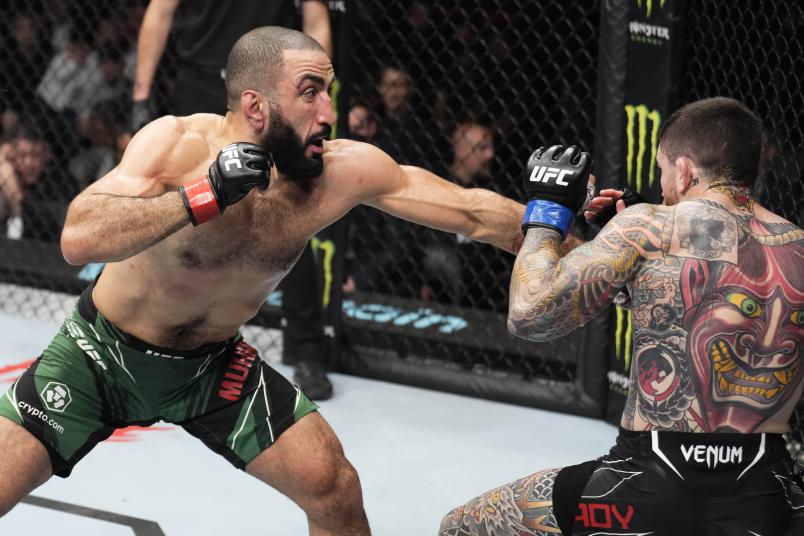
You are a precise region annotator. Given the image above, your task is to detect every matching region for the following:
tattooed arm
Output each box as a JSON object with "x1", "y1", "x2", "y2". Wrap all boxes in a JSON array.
[{"x1": 508, "y1": 203, "x2": 668, "y2": 341}]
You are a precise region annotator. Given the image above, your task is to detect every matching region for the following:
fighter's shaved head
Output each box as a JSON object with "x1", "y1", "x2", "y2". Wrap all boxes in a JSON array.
[{"x1": 225, "y1": 26, "x2": 325, "y2": 110}]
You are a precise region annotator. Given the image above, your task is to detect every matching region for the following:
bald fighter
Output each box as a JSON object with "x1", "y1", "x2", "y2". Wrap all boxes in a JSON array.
[
  {"x1": 0, "y1": 27, "x2": 524, "y2": 534},
  {"x1": 440, "y1": 97, "x2": 804, "y2": 535}
]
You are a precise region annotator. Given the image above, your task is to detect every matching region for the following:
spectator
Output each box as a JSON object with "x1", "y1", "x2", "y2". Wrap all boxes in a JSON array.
[
  {"x1": 0, "y1": 13, "x2": 53, "y2": 132},
  {"x1": 348, "y1": 102, "x2": 378, "y2": 143},
  {"x1": 0, "y1": 124, "x2": 68, "y2": 241},
  {"x1": 69, "y1": 100, "x2": 125, "y2": 191},
  {"x1": 422, "y1": 121, "x2": 512, "y2": 311}
]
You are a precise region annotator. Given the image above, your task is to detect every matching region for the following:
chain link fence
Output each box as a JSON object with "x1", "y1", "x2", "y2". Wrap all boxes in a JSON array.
[
  {"x1": 340, "y1": 0, "x2": 600, "y2": 399},
  {"x1": 679, "y1": 0, "x2": 804, "y2": 463}
]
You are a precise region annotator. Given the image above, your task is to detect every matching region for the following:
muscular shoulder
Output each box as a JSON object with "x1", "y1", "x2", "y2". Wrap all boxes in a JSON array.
[
  {"x1": 121, "y1": 115, "x2": 211, "y2": 183},
  {"x1": 322, "y1": 139, "x2": 400, "y2": 200}
]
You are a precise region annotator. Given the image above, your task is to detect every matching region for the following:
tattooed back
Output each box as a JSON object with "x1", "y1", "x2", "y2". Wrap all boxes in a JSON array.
[{"x1": 621, "y1": 197, "x2": 804, "y2": 433}]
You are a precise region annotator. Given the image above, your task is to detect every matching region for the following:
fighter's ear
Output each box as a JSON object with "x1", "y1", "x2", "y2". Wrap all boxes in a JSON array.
[
  {"x1": 240, "y1": 90, "x2": 266, "y2": 131},
  {"x1": 675, "y1": 156, "x2": 698, "y2": 194}
]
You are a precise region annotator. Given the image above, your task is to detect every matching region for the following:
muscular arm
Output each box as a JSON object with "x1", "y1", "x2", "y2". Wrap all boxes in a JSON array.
[
  {"x1": 60, "y1": 117, "x2": 200, "y2": 265},
  {"x1": 132, "y1": 0, "x2": 180, "y2": 101},
  {"x1": 508, "y1": 204, "x2": 666, "y2": 341},
  {"x1": 301, "y1": 0, "x2": 333, "y2": 57},
  {"x1": 365, "y1": 158, "x2": 525, "y2": 253}
]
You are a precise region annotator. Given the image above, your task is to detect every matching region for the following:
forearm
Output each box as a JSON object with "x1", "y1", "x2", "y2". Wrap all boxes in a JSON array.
[
  {"x1": 302, "y1": 1, "x2": 333, "y2": 57},
  {"x1": 508, "y1": 226, "x2": 635, "y2": 341},
  {"x1": 132, "y1": 2, "x2": 176, "y2": 100},
  {"x1": 463, "y1": 188, "x2": 525, "y2": 254},
  {"x1": 61, "y1": 191, "x2": 189, "y2": 265}
]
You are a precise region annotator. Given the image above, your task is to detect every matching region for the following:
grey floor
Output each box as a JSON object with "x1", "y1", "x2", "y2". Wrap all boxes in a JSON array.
[{"x1": 0, "y1": 310, "x2": 617, "y2": 535}]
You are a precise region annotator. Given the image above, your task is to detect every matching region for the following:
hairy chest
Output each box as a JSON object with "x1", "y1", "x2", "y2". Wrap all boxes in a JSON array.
[{"x1": 169, "y1": 190, "x2": 321, "y2": 272}]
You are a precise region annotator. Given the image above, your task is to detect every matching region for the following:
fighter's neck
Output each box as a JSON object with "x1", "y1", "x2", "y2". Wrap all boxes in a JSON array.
[{"x1": 220, "y1": 112, "x2": 261, "y2": 146}]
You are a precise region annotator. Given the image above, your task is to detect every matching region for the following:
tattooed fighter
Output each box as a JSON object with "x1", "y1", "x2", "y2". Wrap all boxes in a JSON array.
[{"x1": 439, "y1": 97, "x2": 804, "y2": 535}]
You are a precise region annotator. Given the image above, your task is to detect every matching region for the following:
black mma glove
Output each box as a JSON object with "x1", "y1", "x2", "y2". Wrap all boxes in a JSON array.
[
  {"x1": 586, "y1": 186, "x2": 646, "y2": 232},
  {"x1": 179, "y1": 143, "x2": 272, "y2": 226},
  {"x1": 521, "y1": 144, "x2": 593, "y2": 238}
]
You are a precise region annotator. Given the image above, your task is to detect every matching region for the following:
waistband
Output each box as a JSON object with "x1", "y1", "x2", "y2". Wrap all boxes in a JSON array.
[
  {"x1": 76, "y1": 283, "x2": 235, "y2": 360},
  {"x1": 616, "y1": 427, "x2": 788, "y2": 484}
]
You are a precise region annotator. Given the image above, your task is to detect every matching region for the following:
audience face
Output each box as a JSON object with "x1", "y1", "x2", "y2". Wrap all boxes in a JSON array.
[
  {"x1": 348, "y1": 105, "x2": 378, "y2": 140},
  {"x1": 377, "y1": 67, "x2": 412, "y2": 115},
  {"x1": 452, "y1": 123, "x2": 495, "y2": 185},
  {"x1": 11, "y1": 138, "x2": 51, "y2": 187},
  {"x1": 11, "y1": 15, "x2": 39, "y2": 51}
]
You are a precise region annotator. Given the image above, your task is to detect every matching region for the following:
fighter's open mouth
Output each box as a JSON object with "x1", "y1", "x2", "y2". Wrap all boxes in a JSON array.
[{"x1": 711, "y1": 339, "x2": 797, "y2": 403}]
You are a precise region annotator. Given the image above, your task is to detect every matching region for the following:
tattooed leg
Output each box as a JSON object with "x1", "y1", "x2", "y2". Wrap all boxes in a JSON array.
[{"x1": 438, "y1": 468, "x2": 563, "y2": 536}]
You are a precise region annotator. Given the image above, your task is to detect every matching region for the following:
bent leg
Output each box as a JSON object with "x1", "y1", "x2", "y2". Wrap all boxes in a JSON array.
[
  {"x1": 0, "y1": 416, "x2": 52, "y2": 517},
  {"x1": 246, "y1": 412, "x2": 369, "y2": 535},
  {"x1": 439, "y1": 468, "x2": 563, "y2": 536}
]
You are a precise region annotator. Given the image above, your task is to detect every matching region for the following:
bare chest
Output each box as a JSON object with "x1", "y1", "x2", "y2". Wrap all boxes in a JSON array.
[{"x1": 168, "y1": 190, "x2": 322, "y2": 273}]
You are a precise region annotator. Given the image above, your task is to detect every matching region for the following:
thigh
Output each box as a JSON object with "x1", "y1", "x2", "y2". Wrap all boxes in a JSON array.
[
  {"x1": 0, "y1": 340, "x2": 116, "y2": 478},
  {"x1": 0, "y1": 415, "x2": 51, "y2": 515},
  {"x1": 440, "y1": 467, "x2": 565, "y2": 536},
  {"x1": 178, "y1": 340, "x2": 318, "y2": 469}
]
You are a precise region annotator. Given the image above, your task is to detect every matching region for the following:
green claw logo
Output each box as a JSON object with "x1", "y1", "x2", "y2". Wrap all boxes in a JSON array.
[
  {"x1": 624, "y1": 104, "x2": 662, "y2": 194},
  {"x1": 637, "y1": 0, "x2": 667, "y2": 17}
]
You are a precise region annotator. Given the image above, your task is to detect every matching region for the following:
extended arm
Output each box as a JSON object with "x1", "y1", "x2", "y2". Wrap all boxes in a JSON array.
[
  {"x1": 301, "y1": 0, "x2": 333, "y2": 57},
  {"x1": 508, "y1": 203, "x2": 665, "y2": 341},
  {"x1": 354, "y1": 142, "x2": 523, "y2": 253},
  {"x1": 132, "y1": 0, "x2": 181, "y2": 101}
]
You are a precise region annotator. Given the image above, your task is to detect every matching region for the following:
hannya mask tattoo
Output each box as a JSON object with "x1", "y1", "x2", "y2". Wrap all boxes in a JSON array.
[{"x1": 682, "y1": 231, "x2": 804, "y2": 431}]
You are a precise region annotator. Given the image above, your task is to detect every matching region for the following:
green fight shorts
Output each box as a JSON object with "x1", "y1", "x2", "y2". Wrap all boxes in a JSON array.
[{"x1": 0, "y1": 285, "x2": 318, "y2": 477}]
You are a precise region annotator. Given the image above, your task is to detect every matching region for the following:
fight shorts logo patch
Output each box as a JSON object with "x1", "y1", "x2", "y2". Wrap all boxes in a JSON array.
[{"x1": 41, "y1": 382, "x2": 72, "y2": 412}]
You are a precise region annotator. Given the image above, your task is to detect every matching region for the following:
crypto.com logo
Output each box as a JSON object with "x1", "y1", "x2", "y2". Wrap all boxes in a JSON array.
[{"x1": 41, "y1": 382, "x2": 72, "y2": 412}]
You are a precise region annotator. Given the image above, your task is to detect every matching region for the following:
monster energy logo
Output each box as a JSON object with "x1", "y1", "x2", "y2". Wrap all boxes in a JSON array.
[
  {"x1": 624, "y1": 104, "x2": 661, "y2": 194},
  {"x1": 637, "y1": 0, "x2": 666, "y2": 18},
  {"x1": 614, "y1": 306, "x2": 633, "y2": 372}
]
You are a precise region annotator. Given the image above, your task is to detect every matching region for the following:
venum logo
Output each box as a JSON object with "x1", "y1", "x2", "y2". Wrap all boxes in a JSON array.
[
  {"x1": 40, "y1": 382, "x2": 72, "y2": 413},
  {"x1": 681, "y1": 444, "x2": 743, "y2": 468},
  {"x1": 528, "y1": 166, "x2": 572, "y2": 186}
]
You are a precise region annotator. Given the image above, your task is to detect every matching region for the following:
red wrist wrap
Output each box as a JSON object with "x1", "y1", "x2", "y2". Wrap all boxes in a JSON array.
[{"x1": 181, "y1": 177, "x2": 219, "y2": 225}]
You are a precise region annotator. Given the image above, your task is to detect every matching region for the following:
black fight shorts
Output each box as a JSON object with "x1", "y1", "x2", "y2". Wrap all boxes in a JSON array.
[{"x1": 552, "y1": 428, "x2": 804, "y2": 535}]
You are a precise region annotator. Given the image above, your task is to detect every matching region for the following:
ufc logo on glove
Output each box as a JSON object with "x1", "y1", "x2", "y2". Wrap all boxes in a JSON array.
[
  {"x1": 528, "y1": 165, "x2": 573, "y2": 186},
  {"x1": 221, "y1": 144, "x2": 243, "y2": 171}
]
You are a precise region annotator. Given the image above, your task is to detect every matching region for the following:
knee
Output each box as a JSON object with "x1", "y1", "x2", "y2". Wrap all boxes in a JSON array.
[{"x1": 300, "y1": 450, "x2": 362, "y2": 507}]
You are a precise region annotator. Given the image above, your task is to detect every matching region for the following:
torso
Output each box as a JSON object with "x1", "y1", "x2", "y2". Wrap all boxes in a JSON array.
[
  {"x1": 92, "y1": 115, "x2": 358, "y2": 349},
  {"x1": 620, "y1": 193, "x2": 804, "y2": 433}
]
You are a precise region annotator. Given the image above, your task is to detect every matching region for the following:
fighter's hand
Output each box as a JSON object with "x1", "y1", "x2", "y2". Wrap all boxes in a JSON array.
[
  {"x1": 180, "y1": 142, "x2": 272, "y2": 226},
  {"x1": 521, "y1": 144, "x2": 593, "y2": 238},
  {"x1": 583, "y1": 186, "x2": 646, "y2": 232}
]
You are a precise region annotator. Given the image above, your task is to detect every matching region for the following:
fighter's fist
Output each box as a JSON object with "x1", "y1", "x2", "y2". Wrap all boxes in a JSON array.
[
  {"x1": 521, "y1": 145, "x2": 593, "y2": 237},
  {"x1": 584, "y1": 186, "x2": 646, "y2": 232},
  {"x1": 180, "y1": 143, "x2": 272, "y2": 226}
]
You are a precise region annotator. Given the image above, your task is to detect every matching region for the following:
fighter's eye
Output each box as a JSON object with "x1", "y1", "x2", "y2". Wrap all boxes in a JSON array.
[
  {"x1": 726, "y1": 292, "x2": 763, "y2": 318},
  {"x1": 790, "y1": 310, "x2": 804, "y2": 327}
]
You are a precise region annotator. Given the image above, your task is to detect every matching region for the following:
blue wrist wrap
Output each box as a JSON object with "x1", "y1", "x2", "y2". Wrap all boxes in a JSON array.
[{"x1": 522, "y1": 199, "x2": 575, "y2": 238}]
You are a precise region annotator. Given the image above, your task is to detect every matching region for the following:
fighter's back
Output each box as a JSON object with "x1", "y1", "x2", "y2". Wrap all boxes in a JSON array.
[{"x1": 621, "y1": 195, "x2": 804, "y2": 433}]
